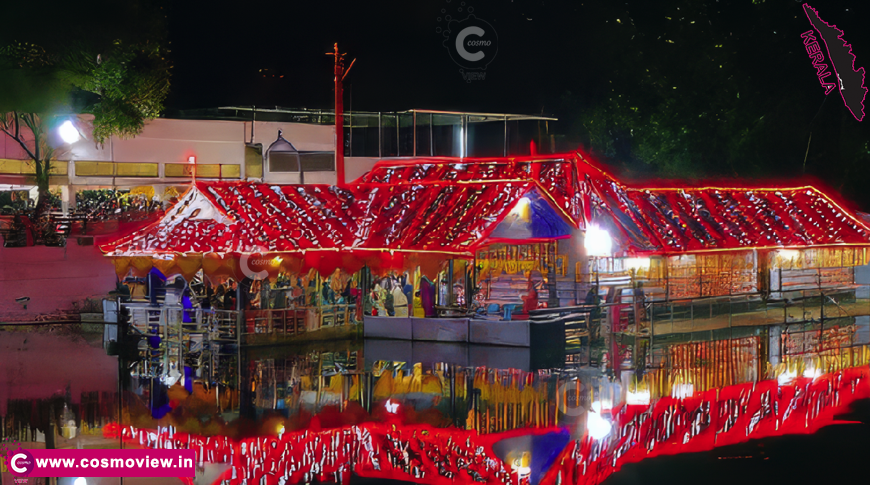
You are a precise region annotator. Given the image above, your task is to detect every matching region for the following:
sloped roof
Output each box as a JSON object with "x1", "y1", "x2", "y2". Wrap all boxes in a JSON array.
[
  {"x1": 103, "y1": 152, "x2": 870, "y2": 258},
  {"x1": 359, "y1": 156, "x2": 588, "y2": 225},
  {"x1": 103, "y1": 155, "x2": 585, "y2": 257},
  {"x1": 587, "y1": 178, "x2": 870, "y2": 254}
]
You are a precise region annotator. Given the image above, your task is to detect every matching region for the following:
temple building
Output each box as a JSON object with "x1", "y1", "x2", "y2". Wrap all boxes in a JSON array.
[{"x1": 100, "y1": 150, "x2": 870, "y2": 409}]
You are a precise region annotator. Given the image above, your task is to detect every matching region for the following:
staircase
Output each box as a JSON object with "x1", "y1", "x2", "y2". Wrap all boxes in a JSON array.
[{"x1": 482, "y1": 273, "x2": 578, "y2": 308}]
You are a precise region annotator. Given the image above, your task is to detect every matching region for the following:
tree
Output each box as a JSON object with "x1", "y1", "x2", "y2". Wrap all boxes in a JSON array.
[
  {"x1": 556, "y1": 0, "x2": 870, "y2": 207},
  {"x1": 0, "y1": 1, "x2": 171, "y2": 215}
]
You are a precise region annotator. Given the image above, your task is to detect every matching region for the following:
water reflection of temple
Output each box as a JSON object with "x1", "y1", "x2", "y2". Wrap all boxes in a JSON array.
[{"x1": 245, "y1": 340, "x2": 564, "y2": 435}]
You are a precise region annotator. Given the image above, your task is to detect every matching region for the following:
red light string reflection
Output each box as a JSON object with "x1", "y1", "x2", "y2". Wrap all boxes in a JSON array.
[{"x1": 106, "y1": 366, "x2": 869, "y2": 485}]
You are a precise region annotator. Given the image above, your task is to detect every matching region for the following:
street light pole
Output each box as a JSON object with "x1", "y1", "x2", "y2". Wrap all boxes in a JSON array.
[{"x1": 329, "y1": 44, "x2": 355, "y2": 188}]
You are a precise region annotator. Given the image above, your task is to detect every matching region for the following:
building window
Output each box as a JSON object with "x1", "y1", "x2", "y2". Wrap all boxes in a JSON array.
[
  {"x1": 75, "y1": 161, "x2": 157, "y2": 177},
  {"x1": 269, "y1": 152, "x2": 335, "y2": 173},
  {"x1": 164, "y1": 163, "x2": 240, "y2": 179},
  {"x1": 0, "y1": 159, "x2": 68, "y2": 175},
  {"x1": 245, "y1": 145, "x2": 263, "y2": 179},
  {"x1": 269, "y1": 152, "x2": 301, "y2": 173},
  {"x1": 300, "y1": 153, "x2": 335, "y2": 172}
]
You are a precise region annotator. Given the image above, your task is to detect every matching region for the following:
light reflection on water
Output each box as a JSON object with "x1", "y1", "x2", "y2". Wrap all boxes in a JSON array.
[{"x1": 2, "y1": 326, "x2": 870, "y2": 485}]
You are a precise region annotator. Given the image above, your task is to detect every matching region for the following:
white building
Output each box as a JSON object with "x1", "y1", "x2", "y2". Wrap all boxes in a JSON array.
[{"x1": 0, "y1": 107, "x2": 555, "y2": 210}]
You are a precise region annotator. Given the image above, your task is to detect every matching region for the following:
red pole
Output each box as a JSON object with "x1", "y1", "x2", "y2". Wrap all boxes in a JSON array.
[{"x1": 334, "y1": 44, "x2": 345, "y2": 187}]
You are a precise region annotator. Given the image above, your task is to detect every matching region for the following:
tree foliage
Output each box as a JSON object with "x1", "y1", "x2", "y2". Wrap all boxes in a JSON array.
[
  {"x1": 0, "y1": 1, "x2": 171, "y2": 212},
  {"x1": 1, "y1": 1, "x2": 171, "y2": 144},
  {"x1": 558, "y1": 0, "x2": 870, "y2": 206}
]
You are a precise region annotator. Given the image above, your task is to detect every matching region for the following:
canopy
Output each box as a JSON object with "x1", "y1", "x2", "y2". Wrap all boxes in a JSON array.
[
  {"x1": 102, "y1": 155, "x2": 586, "y2": 260},
  {"x1": 103, "y1": 151, "x2": 870, "y2": 265},
  {"x1": 587, "y1": 178, "x2": 870, "y2": 254}
]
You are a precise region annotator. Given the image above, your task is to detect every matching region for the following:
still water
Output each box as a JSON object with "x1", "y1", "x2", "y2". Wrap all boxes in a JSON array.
[{"x1": 1, "y1": 324, "x2": 868, "y2": 485}]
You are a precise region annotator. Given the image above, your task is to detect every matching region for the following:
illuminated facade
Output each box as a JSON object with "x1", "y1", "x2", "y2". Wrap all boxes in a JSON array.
[{"x1": 102, "y1": 151, "x2": 870, "y2": 394}]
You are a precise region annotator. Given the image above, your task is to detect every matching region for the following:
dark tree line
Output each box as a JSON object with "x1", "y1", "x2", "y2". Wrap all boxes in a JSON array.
[
  {"x1": 552, "y1": 0, "x2": 870, "y2": 209},
  {"x1": 0, "y1": 1, "x2": 171, "y2": 213}
]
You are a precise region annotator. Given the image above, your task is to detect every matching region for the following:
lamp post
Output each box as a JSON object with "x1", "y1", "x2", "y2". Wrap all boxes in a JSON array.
[
  {"x1": 57, "y1": 118, "x2": 83, "y2": 215},
  {"x1": 328, "y1": 44, "x2": 354, "y2": 188},
  {"x1": 58, "y1": 120, "x2": 81, "y2": 144}
]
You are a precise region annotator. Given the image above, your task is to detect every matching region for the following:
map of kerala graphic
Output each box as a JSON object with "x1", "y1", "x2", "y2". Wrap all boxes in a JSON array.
[{"x1": 803, "y1": 3, "x2": 867, "y2": 121}]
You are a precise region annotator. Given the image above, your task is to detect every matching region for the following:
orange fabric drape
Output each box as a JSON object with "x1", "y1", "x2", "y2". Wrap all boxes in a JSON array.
[
  {"x1": 112, "y1": 257, "x2": 133, "y2": 279},
  {"x1": 175, "y1": 254, "x2": 203, "y2": 281},
  {"x1": 129, "y1": 257, "x2": 153, "y2": 277}
]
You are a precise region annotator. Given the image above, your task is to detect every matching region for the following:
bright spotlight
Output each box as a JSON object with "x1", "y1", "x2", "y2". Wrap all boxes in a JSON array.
[
  {"x1": 584, "y1": 226, "x2": 613, "y2": 257},
  {"x1": 586, "y1": 402, "x2": 612, "y2": 440},
  {"x1": 59, "y1": 120, "x2": 81, "y2": 144},
  {"x1": 74, "y1": 478, "x2": 87, "y2": 485}
]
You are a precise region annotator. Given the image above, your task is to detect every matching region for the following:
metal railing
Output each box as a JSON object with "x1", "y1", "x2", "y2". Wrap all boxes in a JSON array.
[
  {"x1": 244, "y1": 309, "x2": 307, "y2": 335},
  {"x1": 241, "y1": 304, "x2": 358, "y2": 336},
  {"x1": 647, "y1": 286, "x2": 870, "y2": 337},
  {"x1": 124, "y1": 302, "x2": 360, "y2": 338}
]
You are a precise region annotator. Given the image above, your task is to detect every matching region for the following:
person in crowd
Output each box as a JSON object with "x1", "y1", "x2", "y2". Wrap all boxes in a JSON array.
[
  {"x1": 200, "y1": 285, "x2": 212, "y2": 310},
  {"x1": 402, "y1": 275, "x2": 413, "y2": 316},
  {"x1": 392, "y1": 282, "x2": 408, "y2": 317},
  {"x1": 413, "y1": 290, "x2": 425, "y2": 318},
  {"x1": 521, "y1": 274, "x2": 539, "y2": 314},
  {"x1": 272, "y1": 288, "x2": 287, "y2": 309},
  {"x1": 307, "y1": 278, "x2": 318, "y2": 306},
  {"x1": 291, "y1": 278, "x2": 304, "y2": 307},
  {"x1": 439, "y1": 279, "x2": 449, "y2": 306},
  {"x1": 250, "y1": 280, "x2": 262, "y2": 309},
  {"x1": 213, "y1": 285, "x2": 225, "y2": 309},
  {"x1": 260, "y1": 279, "x2": 271, "y2": 310},
  {"x1": 181, "y1": 285, "x2": 194, "y2": 323},
  {"x1": 584, "y1": 286, "x2": 599, "y2": 306},
  {"x1": 223, "y1": 281, "x2": 237, "y2": 310}
]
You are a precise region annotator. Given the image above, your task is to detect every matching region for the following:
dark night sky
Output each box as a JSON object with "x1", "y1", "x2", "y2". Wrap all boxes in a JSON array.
[
  {"x1": 162, "y1": 0, "x2": 870, "y2": 207},
  {"x1": 7, "y1": 0, "x2": 870, "y2": 203},
  {"x1": 164, "y1": 0, "x2": 597, "y2": 114},
  {"x1": 164, "y1": 0, "x2": 869, "y2": 126}
]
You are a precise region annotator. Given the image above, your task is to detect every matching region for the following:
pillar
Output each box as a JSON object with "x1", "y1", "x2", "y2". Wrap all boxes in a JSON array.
[
  {"x1": 564, "y1": 226, "x2": 588, "y2": 304},
  {"x1": 60, "y1": 184, "x2": 70, "y2": 215}
]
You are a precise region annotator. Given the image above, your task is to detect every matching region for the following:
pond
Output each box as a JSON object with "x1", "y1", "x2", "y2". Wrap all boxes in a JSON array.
[{"x1": 2, "y1": 324, "x2": 868, "y2": 485}]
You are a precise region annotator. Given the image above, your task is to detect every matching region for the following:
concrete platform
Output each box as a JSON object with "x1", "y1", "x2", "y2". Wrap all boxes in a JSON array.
[
  {"x1": 469, "y1": 320, "x2": 530, "y2": 347},
  {"x1": 412, "y1": 317, "x2": 469, "y2": 342},
  {"x1": 363, "y1": 339, "x2": 531, "y2": 370},
  {"x1": 363, "y1": 316, "x2": 413, "y2": 339},
  {"x1": 364, "y1": 316, "x2": 531, "y2": 347}
]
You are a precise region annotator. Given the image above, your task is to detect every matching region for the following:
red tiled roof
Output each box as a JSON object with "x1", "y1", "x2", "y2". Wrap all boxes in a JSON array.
[
  {"x1": 103, "y1": 152, "x2": 870, "y2": 257},
  {"x1": 102, "y1": 155, "x2": 587, "y2": 256},
  {"x1": 588, "y1": 178, "x2": 870, "y2": 254}
]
